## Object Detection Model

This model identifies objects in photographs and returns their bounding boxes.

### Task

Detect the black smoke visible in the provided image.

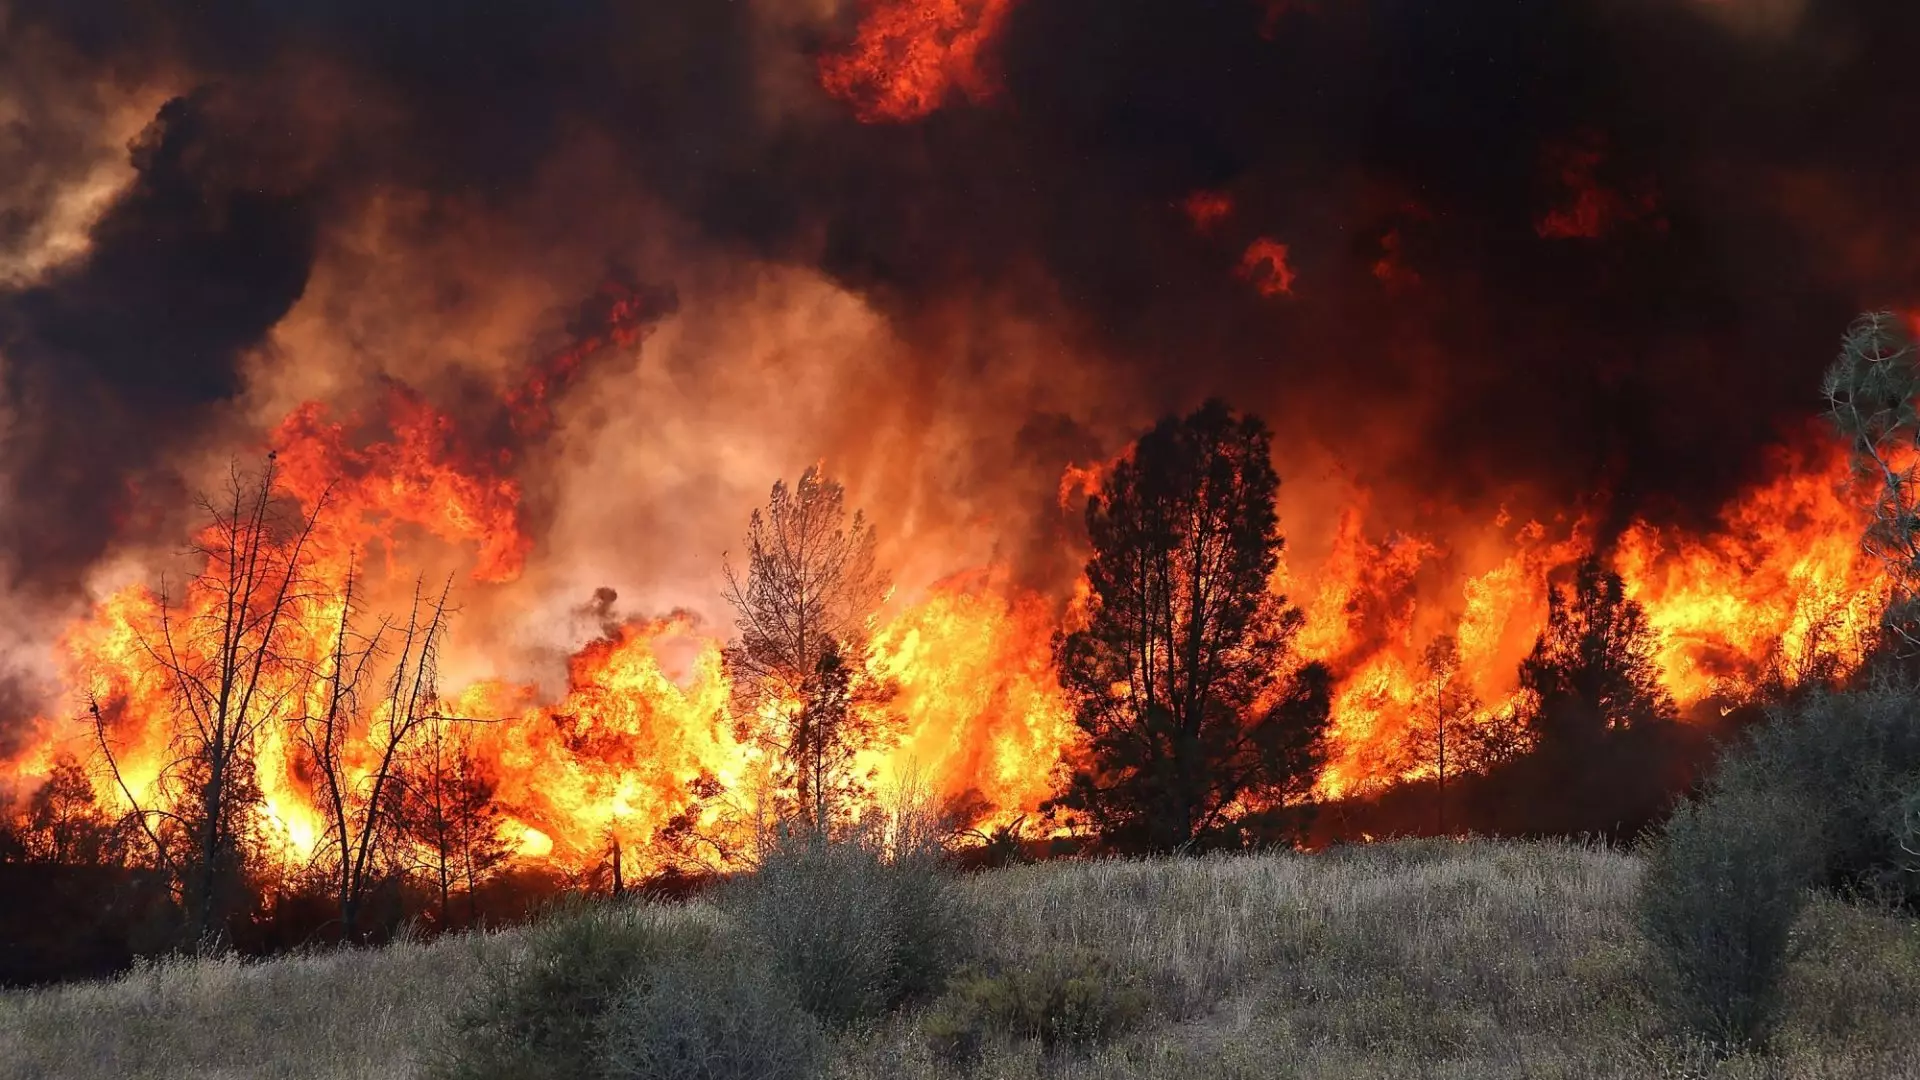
[2,0,1917,590]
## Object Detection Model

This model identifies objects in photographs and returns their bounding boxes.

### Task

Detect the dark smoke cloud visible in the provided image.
[0,89,317,593]
[1,0,1916,592]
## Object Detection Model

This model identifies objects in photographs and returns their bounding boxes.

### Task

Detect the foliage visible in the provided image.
[6,755,129,865]
[1635,674,1920,1053]
[429,899,813,1080]
[1053,399,1331,853]
[1823,311,1920,649]
[596,920,824,1080]
[1710,684,1920,904]
[721,465,894,836]
[1636,788,1823,1052]
[723,829,973,1028]
[922,946,1150,1064]
[1520,555,1677,745]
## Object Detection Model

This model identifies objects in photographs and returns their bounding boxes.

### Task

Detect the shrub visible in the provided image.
[726,829,973,1028]
[1714,684,1920,903]
[921,945,1150,1064]
[1636,788,1823,1051]
[597,925,823,1080]
[430,901,820,1080]
[431,900,668,1080]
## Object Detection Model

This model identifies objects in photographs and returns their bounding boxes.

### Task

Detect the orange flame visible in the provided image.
[818,0,1018,123]
[3,391,1891,876]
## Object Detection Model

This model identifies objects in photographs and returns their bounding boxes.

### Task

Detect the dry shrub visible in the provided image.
[430,900,820,1080]
[921,945,1150,1065]
[1715,685,1920,903]
[596,925,823,1080]
[430,900,662,1080]
[1636,682,1920,1052]
[725,829,973,1029]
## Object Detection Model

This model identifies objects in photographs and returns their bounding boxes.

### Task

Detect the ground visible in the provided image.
[3,839,1918,1080]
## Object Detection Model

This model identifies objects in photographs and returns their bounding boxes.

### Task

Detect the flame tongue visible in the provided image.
[18,400,1889,877]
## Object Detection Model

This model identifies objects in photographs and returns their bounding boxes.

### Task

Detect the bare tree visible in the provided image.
[1823,311,1920,649]
[298,571,455,940]
[92,455,325,947]
[721,466,893,836]
[391,714,511,927]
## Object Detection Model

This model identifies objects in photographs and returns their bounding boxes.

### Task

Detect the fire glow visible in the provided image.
[19,383,1884,875]
[0,0,1907,888]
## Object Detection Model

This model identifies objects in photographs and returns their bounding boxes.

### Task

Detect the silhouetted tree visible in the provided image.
[1505,554,1684,835]
[721,466,894,836]
[1053,400,1331,853]
[9,756,128,865]
[392,716,511,927]
[92,455,326,948]
[1405,634,1480,833]
[1520,555,1677,745]
[298,570,455,940]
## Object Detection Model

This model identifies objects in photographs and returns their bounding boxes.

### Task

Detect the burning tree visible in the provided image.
[1507,554,1684,835]
[1519,555,1677,744]
[1823,311,1920,650]
[91,456,325,948]
[297,570,457,940]
[4,756,129,865]
[1404,634,1481,833]
[1053,399,1331,853]
[721,465,893,838]
[390,716,511,928]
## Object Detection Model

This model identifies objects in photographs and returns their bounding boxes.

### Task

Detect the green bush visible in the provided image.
[725,830,974,1029]
[921,946,1150,1064]
[1714,685,1920,903]
[431,900,667,1080]
[1636,788,1823,1051]
[597,926,823,1080]
[432,901,821,1080]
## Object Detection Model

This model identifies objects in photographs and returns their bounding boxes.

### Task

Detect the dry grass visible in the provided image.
[5,839,1919,1080]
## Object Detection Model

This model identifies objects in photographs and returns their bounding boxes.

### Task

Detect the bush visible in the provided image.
[921,946,1150,1064]
[432,901,821,1080]
[1636,788,1823,1051]
[432,900,668,1080]
[1714,684,1920,903]
[725,830,973,1028]
[598,925,823,1080]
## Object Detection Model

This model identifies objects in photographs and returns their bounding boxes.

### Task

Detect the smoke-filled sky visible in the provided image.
[0,0,1915,697]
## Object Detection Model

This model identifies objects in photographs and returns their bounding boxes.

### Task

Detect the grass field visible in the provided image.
[4,839,1918,1080]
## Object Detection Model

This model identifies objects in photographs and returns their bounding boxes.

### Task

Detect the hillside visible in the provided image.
[3,840,1918,1080]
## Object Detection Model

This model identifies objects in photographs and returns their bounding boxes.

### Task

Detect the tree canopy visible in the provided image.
[1053,399,1330,853]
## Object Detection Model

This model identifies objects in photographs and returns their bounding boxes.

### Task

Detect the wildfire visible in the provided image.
[4,386,1891,877]
[273,388,532,585]
[818,0,1018,123]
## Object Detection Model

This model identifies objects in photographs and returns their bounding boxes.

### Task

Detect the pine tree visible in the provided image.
[1053,399,1331,853]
